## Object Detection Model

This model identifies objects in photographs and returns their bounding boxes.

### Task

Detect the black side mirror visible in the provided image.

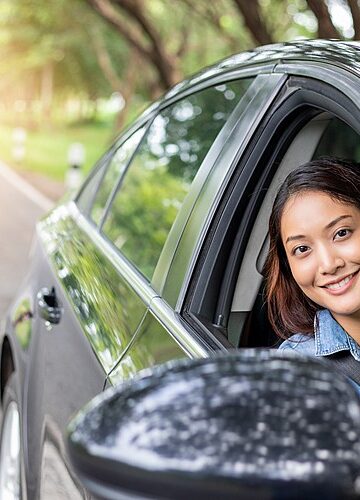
[67,349,360,499]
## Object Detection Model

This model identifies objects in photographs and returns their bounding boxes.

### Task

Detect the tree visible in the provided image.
[2,0,360,130]
[0,0,129,125]
[86,0,183,90]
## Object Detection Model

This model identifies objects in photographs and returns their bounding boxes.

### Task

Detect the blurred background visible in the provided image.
[0,0,358,196]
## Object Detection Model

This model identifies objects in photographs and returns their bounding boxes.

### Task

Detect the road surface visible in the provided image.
[0,161,53,319]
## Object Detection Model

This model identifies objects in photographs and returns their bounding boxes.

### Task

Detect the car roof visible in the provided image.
[123,39,360,146]
[163,39,360,99]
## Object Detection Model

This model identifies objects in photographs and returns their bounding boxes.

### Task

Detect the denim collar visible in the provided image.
[315,309,360,361]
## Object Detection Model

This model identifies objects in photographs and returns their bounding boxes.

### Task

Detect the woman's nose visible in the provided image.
[318,247,345,275]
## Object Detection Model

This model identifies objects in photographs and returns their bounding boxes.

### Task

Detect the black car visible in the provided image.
[2,39,360,499]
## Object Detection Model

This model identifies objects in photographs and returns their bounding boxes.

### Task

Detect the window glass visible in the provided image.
[90,127,146,226]
[103,79,253,280]
[76,160,107,215]
[313,117,360,161]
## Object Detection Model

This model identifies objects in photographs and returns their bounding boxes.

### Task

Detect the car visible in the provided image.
[2,39,360,499]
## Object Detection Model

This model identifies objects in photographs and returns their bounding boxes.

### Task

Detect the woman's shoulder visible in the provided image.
[278,333,316,357]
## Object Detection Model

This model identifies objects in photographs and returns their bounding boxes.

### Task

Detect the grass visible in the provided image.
[0,119,116,181]
[0,94,151,182]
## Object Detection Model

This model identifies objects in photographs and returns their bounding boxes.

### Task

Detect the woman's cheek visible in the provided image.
[289,258,315,288]
[342,240,360,262]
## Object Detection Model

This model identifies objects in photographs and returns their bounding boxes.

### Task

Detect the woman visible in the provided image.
[265,157,360,389]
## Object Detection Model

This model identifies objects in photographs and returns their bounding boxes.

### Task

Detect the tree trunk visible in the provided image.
[306,0,341,39]
[91,27,123,90]
[113,0,182,85]
[113,49,139,134]
[232,0,273,45]
[348,0,360,40]
[86,0,180,90]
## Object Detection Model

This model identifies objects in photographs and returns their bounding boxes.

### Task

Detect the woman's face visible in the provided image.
[281,191,360,323]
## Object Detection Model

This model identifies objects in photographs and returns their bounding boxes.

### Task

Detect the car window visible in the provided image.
[183,81,360,353]
[102,79,253,280]
[76,159,108,215]
[90,127,146,226]
[231,116,360,348]
[313,117,360,160]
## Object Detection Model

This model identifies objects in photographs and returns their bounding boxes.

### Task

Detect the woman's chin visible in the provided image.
[330,307,360,321]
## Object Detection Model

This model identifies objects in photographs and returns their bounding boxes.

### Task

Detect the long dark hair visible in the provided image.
[264,157,360,339]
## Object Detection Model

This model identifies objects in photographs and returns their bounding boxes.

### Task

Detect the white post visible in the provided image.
[12,128,27,162]
[66,142,85,190]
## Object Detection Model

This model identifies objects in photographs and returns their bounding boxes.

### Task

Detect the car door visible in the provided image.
[22,128,152,498]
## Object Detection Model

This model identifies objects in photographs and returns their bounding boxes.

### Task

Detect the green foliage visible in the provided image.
[0,0,352,179]
[0,0,128,102]
[0,0,321,108]
[13,298,32,349]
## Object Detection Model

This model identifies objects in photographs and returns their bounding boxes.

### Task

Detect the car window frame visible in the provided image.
[75,149,113,217]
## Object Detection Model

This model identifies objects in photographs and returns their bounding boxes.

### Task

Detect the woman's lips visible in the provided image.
[322,270,359,295]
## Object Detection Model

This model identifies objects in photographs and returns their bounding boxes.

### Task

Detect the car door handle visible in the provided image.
[37,287,63,325]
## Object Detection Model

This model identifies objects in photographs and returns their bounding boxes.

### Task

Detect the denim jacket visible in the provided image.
[278,309,360,395]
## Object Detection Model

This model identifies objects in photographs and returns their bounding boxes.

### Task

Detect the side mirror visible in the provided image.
[67,350,360,499]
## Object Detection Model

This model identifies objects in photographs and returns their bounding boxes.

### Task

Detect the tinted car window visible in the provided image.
[102,79,253,280]
[90,127,146,226]
[313,117,360,160]
[76,159,108,215]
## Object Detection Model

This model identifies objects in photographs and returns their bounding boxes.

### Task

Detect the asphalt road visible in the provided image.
[0,161,53,319]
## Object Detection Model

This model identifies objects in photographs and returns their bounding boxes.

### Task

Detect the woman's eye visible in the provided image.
[294,245,309,256]
[335,228,351,239]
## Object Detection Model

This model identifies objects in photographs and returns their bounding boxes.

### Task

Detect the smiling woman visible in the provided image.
[264,158,360,390]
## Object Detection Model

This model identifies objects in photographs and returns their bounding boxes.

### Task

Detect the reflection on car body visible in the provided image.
[2,39,360,498]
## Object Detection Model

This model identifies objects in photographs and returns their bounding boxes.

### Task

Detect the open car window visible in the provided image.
[230,115,360,348]
[183,77,360,353]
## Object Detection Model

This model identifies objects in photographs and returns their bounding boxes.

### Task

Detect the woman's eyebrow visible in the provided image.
[285,234,305,244]
[325,214,352,229]
[285,215,353,245]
